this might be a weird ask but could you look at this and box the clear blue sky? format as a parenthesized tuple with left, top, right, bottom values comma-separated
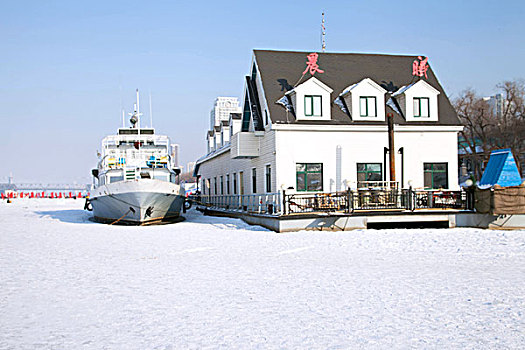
(1, 0, 524, 183)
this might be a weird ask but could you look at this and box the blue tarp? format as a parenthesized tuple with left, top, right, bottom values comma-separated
(479, 149, 523, 187)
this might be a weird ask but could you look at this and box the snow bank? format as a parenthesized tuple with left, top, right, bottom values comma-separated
(1, 199, 524, 348)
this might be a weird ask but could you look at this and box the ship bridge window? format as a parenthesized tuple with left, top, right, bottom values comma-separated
(119, 129, 139, 135)
(108, 175, 124, 183)
(153, 173, 169, 182)
(140, 171, 151, 179)
(139, 129, 154, 135)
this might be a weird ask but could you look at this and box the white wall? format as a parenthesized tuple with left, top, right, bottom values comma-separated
(274, 127, 460, 191)
(198, 131, 277, 195)
(199, 126, 460, 195)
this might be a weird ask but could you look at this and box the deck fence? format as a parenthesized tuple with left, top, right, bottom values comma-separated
(193, 189, 474, 216)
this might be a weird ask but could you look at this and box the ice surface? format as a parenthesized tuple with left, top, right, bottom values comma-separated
(1, 199, 525, 348)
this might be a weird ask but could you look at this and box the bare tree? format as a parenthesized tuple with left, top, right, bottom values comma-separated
(454, 89, 494, 180)
(491, 80, 525, 174)
(454, 80, 525, 180)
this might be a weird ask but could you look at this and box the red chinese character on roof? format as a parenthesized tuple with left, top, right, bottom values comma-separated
(412, 56, 429, 79)
(302, 53, 324, 75)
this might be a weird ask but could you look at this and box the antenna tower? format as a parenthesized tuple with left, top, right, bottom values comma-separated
(321, 12, 326, 52)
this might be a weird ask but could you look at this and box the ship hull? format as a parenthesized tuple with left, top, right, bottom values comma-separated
(90, 179, 185, 225)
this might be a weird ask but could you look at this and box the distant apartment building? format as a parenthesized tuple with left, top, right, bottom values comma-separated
(186, 162, 196, 174)
(209, 97, 242, 130)
(483, 93, 503, 118)
(171, 144, 180, 168)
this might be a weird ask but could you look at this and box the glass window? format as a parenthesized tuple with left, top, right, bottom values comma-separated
(359, 97, 377, 117)
(252, 168, 257, 193)
(226, 174, 230, 194)
(214, 177, 217, 195)
(109, 176, 124, 183)
(357, 163, 383, 184)
(220, 175, 224, 195)
(414, 97, 430, 117)
(304, 95, 322, 116)
(233, 173, 237, 194)
(265, 165, 271, 192)
(296, 163, 323, 191)
(424, 163, 448, 189)
(242, 95, 251, 131)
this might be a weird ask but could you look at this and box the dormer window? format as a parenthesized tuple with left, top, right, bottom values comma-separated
(336, 78, 386, 122)
(305, 95, 322, 116)
(414, 97, 430, 118)
(391, 80, 439, 122)
(359, 96, 377, 117)
(277, 77, 332, 121)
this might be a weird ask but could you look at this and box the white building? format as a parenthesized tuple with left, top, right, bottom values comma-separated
(209, 97, 242, 130)
(195, 50, 462, 196)
(186, 161, 196, 174)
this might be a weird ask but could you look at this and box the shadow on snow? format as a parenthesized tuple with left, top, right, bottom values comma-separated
(36, 210, 95, 224)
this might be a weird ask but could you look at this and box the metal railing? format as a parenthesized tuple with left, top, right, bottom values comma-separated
(196, 193, 282, 214)
(193, 189, 474, 216)
(283, 189, 474, 214)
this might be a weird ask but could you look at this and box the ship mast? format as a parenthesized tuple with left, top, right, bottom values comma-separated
(136, 88, 140, 129)
(128, 89, 143, 129)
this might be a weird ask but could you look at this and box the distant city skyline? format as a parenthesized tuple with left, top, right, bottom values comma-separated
(1, 0, 525, 183)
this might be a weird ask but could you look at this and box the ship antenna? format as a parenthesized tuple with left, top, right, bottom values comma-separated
(149, 90, 153, 128)
(321, 12, 326, 52)
(122, 108, 125, 128)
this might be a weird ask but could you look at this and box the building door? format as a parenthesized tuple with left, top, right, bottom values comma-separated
(239, 171, 244, 195)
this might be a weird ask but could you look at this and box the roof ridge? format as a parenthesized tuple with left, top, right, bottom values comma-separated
(253, 49, 425, 58)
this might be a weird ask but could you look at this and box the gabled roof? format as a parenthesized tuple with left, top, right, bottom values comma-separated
(288, 76, 333, 95)
(392, 79, 440, 96)
(254, 49, 460, 126)
(340, 77, 387, 97)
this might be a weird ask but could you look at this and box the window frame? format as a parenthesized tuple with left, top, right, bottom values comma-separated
(304, 95, 323, 117)
(296, 163, 323, 192)
(265, 164, 271, 193)
(251, 168, 257, 194)
(423, 162, 448, 189)
(359, 96, 377, 117)
(357, 163, 383, 185)
(414, 97, 430, 118)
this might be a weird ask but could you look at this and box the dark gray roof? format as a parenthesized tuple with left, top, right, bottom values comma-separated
(230, 112, 242, 120)
(254, 50, 460, 126)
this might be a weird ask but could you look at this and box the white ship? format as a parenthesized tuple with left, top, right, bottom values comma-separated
(89, 90, 185, 224)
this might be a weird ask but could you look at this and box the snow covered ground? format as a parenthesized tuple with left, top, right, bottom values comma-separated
(1, 199, 524, 349)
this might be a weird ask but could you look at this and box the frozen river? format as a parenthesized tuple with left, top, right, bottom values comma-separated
(1, 199, 524, 349)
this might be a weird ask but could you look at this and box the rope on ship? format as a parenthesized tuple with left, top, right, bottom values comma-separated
(109, 207, 135, 225)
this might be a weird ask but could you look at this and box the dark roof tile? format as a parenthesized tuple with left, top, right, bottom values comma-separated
(254, 50, 460, 126)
